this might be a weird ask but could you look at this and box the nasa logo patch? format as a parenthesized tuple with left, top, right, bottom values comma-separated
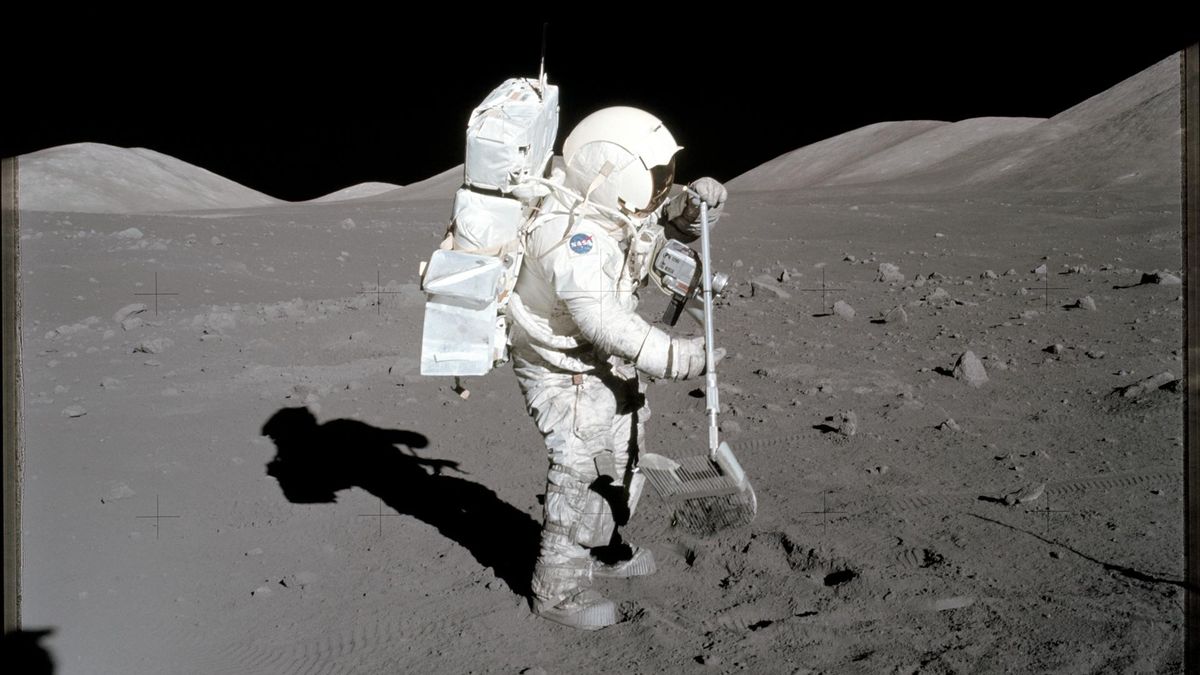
(568, 233, 594, 255)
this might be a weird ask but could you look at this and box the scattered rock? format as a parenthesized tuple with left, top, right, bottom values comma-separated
(952, 351, 988, 387)
(133, 338, 174, 354)
(1018, 310, 1039, 320)
(100, 377, 122, 389)
(47, 323, 91, 339)
(832, 300, 855, 320)
(867, 465, 890, 475)
(62, 405, 87, 418)
(834, 410, 858, 437)
(937, 419, 961, 432)
(721, 421, 743, 435)
(1033, 264, 1048, 275)
(1141, 270, 1181, 285)
(1074, 296, 1097, 311)
(843, 254, 857, 263)
(1003, 269, 1018, 276)
(104, 482, 135, 502)
(1085, 350, 1105, 359)
(876, 263, 905, 283)
(339, 218, 356, 230)
(251, 586, 273, 597)
(1002, 482, 1046, 506)
(882, 306, 908, 324)
(778, 269, 791, 283)
(1120, 371, 1178, 398)
(211, 236, 224, 246)
(750, 277, 791, 299)
(113, 303, 147, 323)
(1044, 344, 1065, 355)
(924, 287, 951, 305)
(520, 668, 549, 675)
(114, 227, 144, 239)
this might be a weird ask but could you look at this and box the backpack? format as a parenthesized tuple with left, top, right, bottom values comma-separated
(419, 76, 560, 377)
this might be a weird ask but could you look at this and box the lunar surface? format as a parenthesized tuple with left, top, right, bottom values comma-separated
(14, 52, 1184, 673)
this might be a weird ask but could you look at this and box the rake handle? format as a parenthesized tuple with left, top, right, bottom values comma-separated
(687, 191, 721, 459)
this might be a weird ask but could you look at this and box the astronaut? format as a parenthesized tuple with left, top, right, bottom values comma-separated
(508, 106, 728, 629)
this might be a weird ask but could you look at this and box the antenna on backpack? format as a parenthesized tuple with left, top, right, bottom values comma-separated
(538, 22, 549, 88)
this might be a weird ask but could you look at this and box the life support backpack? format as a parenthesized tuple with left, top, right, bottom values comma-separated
(419, 76, 560, 376)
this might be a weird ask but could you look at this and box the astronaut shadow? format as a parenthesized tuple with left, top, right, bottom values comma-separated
(261, 407, 539, 597)
(1, 628, 56, 674)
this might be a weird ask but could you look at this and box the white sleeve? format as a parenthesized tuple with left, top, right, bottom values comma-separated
(545, 227, 673, 377)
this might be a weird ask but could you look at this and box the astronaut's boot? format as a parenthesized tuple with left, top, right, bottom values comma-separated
(531, 532, 616, 630)
(530, 465, 619, 630)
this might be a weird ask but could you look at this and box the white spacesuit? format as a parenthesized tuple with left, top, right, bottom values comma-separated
(508, 106, 727, 629)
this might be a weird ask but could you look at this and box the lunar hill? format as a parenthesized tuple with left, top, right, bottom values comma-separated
(17, 53, 1179, 213)
(17, 143, 283, 214)
(308, 182, 402, 204)
(729, 52, 1180, 193)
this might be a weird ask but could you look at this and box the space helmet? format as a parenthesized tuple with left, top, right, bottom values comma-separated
(562, 106, 682, 218)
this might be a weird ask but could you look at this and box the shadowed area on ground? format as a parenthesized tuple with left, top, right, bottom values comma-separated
(261, 407, 540, 596)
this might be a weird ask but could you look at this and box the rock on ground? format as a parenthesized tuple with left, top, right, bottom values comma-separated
(1120, 371, 1178, 398)
(877, 263, 905, 283)
(924, 287, 951, 305)
(834, 410, 858, 437)
(750, 277, 791, 299)
(883, 306, 908, 324)
(1141, 270, 1181, 285)
(113, 303, 147, 323)
(953, 351, 989, 387)
(133, 338, 174, 354)
(937, 418, 961, 432)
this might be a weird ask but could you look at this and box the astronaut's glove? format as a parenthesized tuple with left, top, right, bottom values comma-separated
(666, 177, 728, 241)
(669, 336, 726, 381)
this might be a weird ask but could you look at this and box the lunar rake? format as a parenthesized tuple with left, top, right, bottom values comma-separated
(640, 196, 757, 536)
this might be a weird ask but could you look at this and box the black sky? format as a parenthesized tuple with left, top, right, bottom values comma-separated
(6, 11, 1195, 201)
